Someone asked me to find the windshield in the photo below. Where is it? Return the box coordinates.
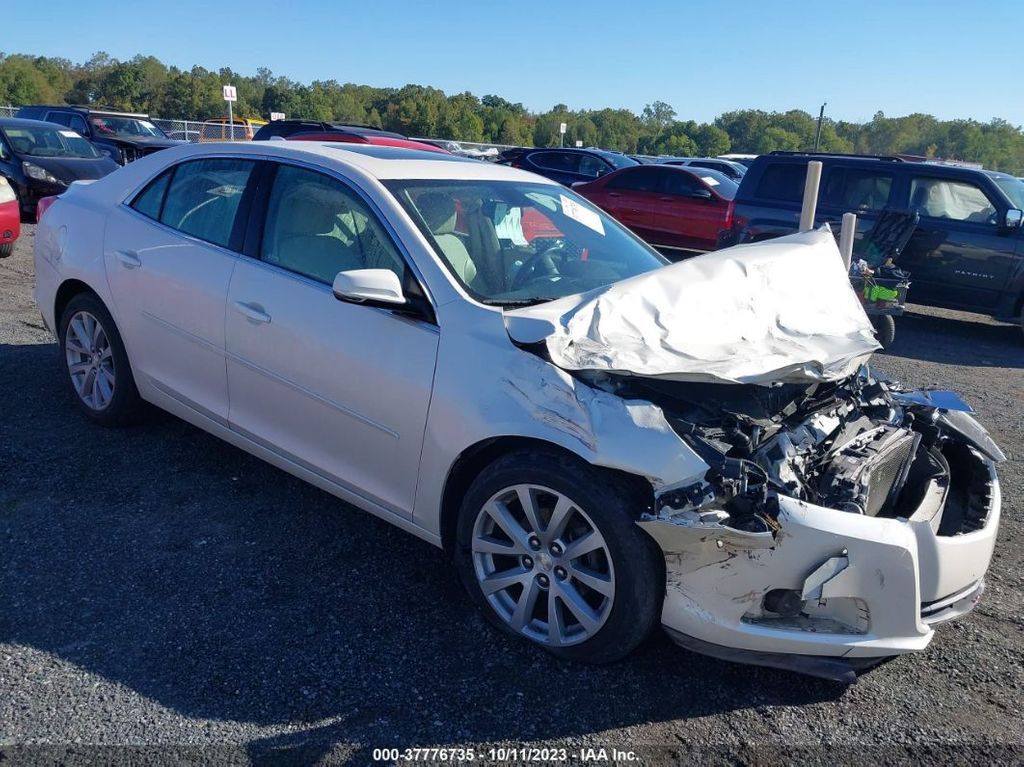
[89,116,166,138]
[0,125,101,158]
[993,176,1024,210]
[385,179,668,306]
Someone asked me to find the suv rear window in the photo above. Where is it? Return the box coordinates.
[754,164,807,202]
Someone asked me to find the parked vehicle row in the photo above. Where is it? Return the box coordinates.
[32,140,1003,681]
[0,117,119,221]
[723,152,1024,328]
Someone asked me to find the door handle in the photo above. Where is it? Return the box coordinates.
[233,301,272,324]
[115,249,141,269]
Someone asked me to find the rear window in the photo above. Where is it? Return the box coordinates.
[754,163,807,203]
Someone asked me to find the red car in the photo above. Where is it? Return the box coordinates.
[287,132,451,154]
[573,165,737,254]
[0,176,20,258]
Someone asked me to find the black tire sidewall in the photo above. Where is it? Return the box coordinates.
[454,449,663,664]
[0,242,11,258]
[871,314,896,349]
[58,292,141,426]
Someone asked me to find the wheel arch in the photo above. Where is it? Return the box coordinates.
[438,435,656,556]
[54,278,103,328]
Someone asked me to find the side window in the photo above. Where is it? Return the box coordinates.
[532,152,579,173]
[68,114,89,135]
[660,170,699,196]
[159,158,255,248]
[755,163,807,203]
[130,170,173,220]
[606,167,661,192]
[578,155,608,178]
[822,168,894,211]
[45,112,73,128]
[910,178,997,223]
[261,164,405,285]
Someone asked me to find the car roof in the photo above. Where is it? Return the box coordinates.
[0,117,77,129]
[22,105,149,118]
[154,141,553,183]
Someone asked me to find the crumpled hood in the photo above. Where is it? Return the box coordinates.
[504,228,880,385]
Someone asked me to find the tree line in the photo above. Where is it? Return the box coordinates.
[2,51,1023,173]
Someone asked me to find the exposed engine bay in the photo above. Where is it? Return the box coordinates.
[585,367,1003,538]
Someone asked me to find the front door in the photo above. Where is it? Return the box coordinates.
[900,175,1016,310]
[225,163,439,517]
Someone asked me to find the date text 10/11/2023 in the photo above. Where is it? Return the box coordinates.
[372,747,639,762]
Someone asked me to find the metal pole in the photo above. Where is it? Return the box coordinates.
[799,160,823,231]
[228,98,234,141]
[838,212,857,270]
[814,102,826,151]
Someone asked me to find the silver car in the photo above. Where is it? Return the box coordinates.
[33,141,1002,681]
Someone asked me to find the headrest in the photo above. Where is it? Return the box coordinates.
[417,192,457,235]
[278,182,344,236]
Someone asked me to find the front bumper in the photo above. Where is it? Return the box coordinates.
[641,464,1000,677]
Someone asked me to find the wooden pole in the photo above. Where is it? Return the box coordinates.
[799,160,823,231]
[838,212,857,270]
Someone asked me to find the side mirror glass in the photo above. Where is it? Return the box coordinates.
[691,188,713,200]
[332,269,406,306]
[1005,209,1022,229]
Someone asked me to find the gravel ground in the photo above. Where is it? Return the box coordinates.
[1,225,1022,763]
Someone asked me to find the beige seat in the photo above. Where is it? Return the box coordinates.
[267,182,363,283]
[416,192,478,286]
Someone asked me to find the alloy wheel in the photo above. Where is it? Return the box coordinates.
[471,484,615,647]
[64,310,115,411]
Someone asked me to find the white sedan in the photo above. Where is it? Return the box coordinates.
[34,141,1003,681]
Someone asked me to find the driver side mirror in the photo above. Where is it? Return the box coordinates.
[332,269,406,306]
[0,143,9,161]
[1005,209,1023,229]
[691,188,713,200]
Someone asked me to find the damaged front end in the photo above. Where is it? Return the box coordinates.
[503,231,1002,681]
[608,370,1003,682]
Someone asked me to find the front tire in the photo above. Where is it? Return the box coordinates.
[0,242,11,258]
[58,292,143,426]
[455,449,662,664]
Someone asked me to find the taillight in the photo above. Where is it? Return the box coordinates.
[36,196,60,222]
[724,200,735,230]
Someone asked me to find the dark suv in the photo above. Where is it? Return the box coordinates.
[721,152,1024,328]
[498,147,638,186]
[15,106,186,165]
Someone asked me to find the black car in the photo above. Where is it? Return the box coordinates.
[252,120,406,141]
[722,152,1024,329]
[0,118,120,220]
[15,106,187,165]
[498,147,638,186]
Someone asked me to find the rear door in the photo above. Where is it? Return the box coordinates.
[595,167,662,238]
[899,174,1015,310]
[652,168,729,251]
[104,157,259,422]
[224,162,439,517]
[816,164,897,238]
[527,151,584,185]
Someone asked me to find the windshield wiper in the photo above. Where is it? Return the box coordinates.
[480,298,552,307]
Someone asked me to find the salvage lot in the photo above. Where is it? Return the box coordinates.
[1,225,1023,759]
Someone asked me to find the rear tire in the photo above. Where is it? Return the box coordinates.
[454,448,663,664]
[58,292,143,427]
[871,314,896,349]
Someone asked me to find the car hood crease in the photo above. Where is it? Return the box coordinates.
[504,228,880,385]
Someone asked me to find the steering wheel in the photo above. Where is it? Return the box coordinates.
[511,244,565,291]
